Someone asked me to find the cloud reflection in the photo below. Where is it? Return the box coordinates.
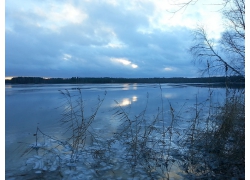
[113,95,138,107]
[132,96,137,102]
[132,83,137,90]
[164,93,175,99]
[122,83,139,90]
[122,84,130,90]
[119,98,131,106]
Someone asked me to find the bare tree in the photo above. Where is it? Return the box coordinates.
[167,0,231,14]
[189,0,245,77]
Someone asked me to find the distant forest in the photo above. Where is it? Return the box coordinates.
[6,76,244,87]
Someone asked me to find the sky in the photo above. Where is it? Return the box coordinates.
[5,0,227,78]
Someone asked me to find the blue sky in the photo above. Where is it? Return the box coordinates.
[5,0,226,78]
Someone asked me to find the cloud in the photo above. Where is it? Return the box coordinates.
[110,58,138,69]
[62,54,72,61]
[5,0,224,78]
[33,3,88,31]
[164,67,175,71]
[147,0,224,39]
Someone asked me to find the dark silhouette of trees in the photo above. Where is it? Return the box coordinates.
[6,76,244,88]
[188,0,245,77]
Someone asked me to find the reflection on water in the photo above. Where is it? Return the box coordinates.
[5,83,227,178]
[114,96,138,107]
[122,83,130,90]
[5,84,12,89]
[121,83,138,90]
[164,93,176,99]
[6,83,226,140]
[132,96,137,102]
[118,98,131,106]
[132,83,137,90]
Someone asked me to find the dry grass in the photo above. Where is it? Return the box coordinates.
[12,87,245,179]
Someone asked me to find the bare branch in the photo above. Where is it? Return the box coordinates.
[190,25,243,76]
[188,0,244,77]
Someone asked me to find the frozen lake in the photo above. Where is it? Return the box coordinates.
[5,83,227,178]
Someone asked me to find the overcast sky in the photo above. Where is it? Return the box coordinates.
[5,0,226,78]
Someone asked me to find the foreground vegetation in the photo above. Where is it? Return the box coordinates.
[7,86,244,179]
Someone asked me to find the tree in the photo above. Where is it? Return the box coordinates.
[169,1,245,179]
[189,0,245,77]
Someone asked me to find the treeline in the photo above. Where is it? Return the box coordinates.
[6,76,245,85]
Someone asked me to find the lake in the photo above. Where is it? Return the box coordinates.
[5,83,228,179]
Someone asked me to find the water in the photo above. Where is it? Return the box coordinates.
[5,83,227,179]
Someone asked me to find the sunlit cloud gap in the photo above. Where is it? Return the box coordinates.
[105,43,124,48]
[110,58,138,69]
[63,54,72,61]
[5,77,13,80]
[164,67,174,71]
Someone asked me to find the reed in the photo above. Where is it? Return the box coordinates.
[13,87,244,179]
